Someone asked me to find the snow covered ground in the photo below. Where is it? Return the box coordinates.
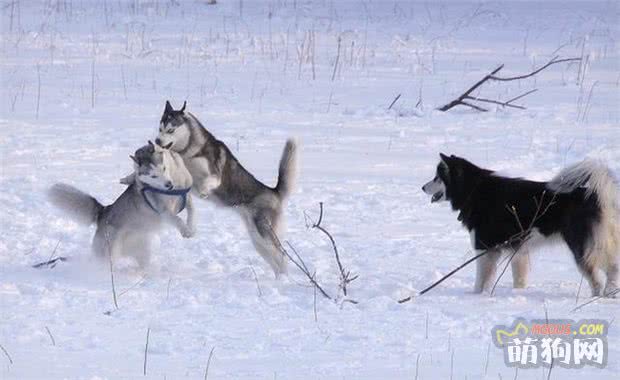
[1,1,619,379]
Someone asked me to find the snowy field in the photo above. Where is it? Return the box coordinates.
[1,0,619,379]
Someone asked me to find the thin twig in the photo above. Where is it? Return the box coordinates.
[204,347,215,380]
[143,327,150,376]
[571,288,620,312]
[249,265,263,297]
[281,239,332,300]
[119,274,148,297]
[490,193,556,295]
[388,93,401,110]
[414,353,421,380]
[46,239,62,264]
[311,202,358,297]
[45,326,56,346]
[575,275,584,304]
[0,343,13,365]
[490,56,581,81]
[105,223,119,310]
[331,35,342,81]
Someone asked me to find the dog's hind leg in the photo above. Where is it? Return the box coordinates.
[511,250,530,289]
[244,211,287,277]
[474,250,500,293]
[603,260,618,297]
[578,259,604,297]
[566,238,604,297]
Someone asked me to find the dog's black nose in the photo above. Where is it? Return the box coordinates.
[155,138,162,146]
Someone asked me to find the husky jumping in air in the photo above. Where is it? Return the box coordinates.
[48,142,196,266]
[423,154,619,297]
[153,101,298,276]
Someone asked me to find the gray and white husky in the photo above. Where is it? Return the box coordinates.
[48,142,196,266]
[154,101,298,276]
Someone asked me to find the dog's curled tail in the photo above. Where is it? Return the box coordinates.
[48,183,104,225]
[549,159,620,264]
[275,139,298,199]
[548,159,619,211]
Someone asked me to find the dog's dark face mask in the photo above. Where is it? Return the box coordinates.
[156,100,190,151]
[422,153,452,203]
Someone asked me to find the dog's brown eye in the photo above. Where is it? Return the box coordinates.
[166,129,174,134]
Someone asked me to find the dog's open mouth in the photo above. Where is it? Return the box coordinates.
[431,191,444,203]
[163,142,173,149]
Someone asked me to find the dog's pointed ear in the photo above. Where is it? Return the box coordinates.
[165,100,173,113]
[180,101,187,112]
[439,153,450,163]
[129,155,137,164]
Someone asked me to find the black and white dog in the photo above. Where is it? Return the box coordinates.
[423,154,619,296]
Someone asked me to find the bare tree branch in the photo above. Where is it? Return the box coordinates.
[438,65,503,111]
[310,202,358,298]
[438,56,580,112]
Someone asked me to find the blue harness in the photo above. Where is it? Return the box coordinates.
[141,184,191,214]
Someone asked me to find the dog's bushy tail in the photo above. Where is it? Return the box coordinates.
[548,159,618,210]
[549,159,620,265]
[275,139,298,199]
[48,183,104,225]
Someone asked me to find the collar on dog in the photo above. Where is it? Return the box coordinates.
[141,185,191,214]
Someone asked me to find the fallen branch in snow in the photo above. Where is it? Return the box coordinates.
[398,250,489,303]
[308,202,358,298]
[438,56,581,112]
[33,239,69,268]
[32,256,69,269]
[399,192,556,303]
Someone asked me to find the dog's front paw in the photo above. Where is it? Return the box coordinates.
[180,226,195,238]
